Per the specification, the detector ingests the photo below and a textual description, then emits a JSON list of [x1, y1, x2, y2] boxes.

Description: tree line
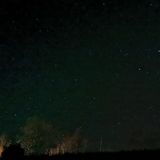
[[0, 116, 88, 156]]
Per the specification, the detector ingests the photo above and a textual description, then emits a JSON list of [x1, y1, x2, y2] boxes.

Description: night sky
[[1, 0, 160, 151]]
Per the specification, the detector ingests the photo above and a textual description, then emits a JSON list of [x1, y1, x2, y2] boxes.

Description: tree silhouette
[[49, 128, 88, 155], [18, 116, 60, 155], [1, 144, 24, 160]]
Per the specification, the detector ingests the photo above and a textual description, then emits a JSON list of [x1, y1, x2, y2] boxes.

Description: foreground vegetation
[[1, 145, 160, 160], [0, 116, 87, 156]]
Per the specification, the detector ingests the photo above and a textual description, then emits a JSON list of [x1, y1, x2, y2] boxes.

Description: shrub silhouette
[[0, 134, 11, 157], [1, 144, 24, 160]]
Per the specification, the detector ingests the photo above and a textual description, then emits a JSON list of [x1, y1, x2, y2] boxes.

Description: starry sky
[[1, 0, 160, 151]]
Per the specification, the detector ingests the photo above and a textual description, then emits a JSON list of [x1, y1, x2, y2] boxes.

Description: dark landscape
[[1, 144, 160, 160], [1, 0, 160, 159]]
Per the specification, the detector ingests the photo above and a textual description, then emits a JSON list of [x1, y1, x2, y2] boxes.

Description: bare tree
[[18, 116, 60, 155], [49, 129, 87, 155]]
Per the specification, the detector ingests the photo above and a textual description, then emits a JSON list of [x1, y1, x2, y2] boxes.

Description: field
[[1, 150, 160, 160]]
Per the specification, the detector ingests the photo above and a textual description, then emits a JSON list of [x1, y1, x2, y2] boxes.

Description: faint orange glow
[[0, 146, 4, 157]]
